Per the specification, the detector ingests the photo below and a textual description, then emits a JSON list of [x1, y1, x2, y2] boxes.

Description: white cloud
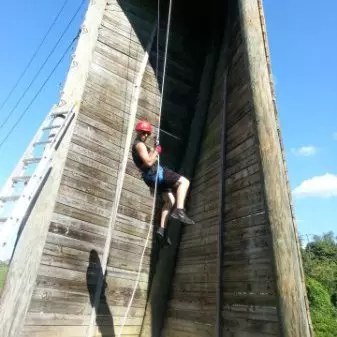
[[332, 132, 337, 140], [291, 146, 317, 156], [293, 173, 337, 198]]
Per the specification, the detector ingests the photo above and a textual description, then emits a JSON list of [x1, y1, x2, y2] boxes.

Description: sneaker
[[156, 227, 172, 246], [170, 208, 195, 225], [156, 227, 165, 240]]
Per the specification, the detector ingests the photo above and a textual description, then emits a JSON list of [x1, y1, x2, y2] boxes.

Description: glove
[[156, 145, 162, 154]]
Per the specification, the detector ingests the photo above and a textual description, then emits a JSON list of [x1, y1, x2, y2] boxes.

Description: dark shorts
[[143, 167, 181, 194]]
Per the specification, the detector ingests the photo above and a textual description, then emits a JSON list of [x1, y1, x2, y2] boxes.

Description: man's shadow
[[87, 250, 115, 337]]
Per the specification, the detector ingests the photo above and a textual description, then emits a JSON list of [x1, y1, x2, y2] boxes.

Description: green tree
[[303, 232, 337, 299], [306, 277, 337, 337]]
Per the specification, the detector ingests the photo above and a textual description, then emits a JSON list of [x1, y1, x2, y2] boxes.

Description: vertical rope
[[117, 0, 173, 336]]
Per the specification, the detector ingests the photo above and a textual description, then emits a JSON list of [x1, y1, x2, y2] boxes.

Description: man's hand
[[156, 145, 162, 154]]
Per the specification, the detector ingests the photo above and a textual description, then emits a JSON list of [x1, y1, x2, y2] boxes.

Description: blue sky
[[0, 0, 86, 179], [264, 0, 337, 240], [0, 0, 335, 247]]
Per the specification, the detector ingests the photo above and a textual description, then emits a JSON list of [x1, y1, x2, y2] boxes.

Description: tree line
[[301, 231, 337, 337]]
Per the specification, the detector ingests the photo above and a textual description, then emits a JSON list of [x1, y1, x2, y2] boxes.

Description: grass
[[0, 262, 9, 294]]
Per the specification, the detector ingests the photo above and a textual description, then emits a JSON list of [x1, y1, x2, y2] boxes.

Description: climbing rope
[[117, 0, 173, 335]]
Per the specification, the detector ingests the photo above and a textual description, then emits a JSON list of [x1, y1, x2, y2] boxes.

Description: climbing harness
[[142, 165, 164, 184]]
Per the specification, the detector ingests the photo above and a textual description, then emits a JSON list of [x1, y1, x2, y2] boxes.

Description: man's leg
[[160, 192, 175, 229], [156, 192, 175, 244], [175, 177, 190, 209], [170, 177, 195, 225]]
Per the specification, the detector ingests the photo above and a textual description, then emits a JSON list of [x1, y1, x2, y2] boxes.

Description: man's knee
[[178, 176, 190, 187], [163, 193, 175, 208]]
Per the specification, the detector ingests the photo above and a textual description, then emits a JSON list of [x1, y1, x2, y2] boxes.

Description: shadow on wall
[[87, 250, 115, 337]]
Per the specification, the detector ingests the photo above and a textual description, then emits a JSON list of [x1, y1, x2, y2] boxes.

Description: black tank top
[[132, 138, 157, 174]]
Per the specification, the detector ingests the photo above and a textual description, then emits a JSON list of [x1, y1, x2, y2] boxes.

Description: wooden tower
[[0, 0, 313, 336]]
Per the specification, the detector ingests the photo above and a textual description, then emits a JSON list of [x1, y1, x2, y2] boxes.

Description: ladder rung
[[23, 157, 41, 165], [34, 140, 52, 146], [42, 125, 61, 131], [0, 195, 20, 202], [0, 217, 8, 222], [51, 112, 67, 118], [12, 176, 31, 183]]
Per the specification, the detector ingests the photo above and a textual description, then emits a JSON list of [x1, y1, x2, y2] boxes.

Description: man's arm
[[135, 142, 159, 167]]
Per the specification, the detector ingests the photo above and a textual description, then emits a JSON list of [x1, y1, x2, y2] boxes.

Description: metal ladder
[[0, 104, 75, 261]]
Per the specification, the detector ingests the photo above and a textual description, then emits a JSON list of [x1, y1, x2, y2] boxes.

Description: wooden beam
[[237, 0, 312, 336]]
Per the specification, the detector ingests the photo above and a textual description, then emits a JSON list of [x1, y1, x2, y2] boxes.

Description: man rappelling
[[132, 120, 194, 243]]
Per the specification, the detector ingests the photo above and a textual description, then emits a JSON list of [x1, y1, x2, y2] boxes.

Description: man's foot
[[170, 208, 195, 225], [156, 227, 165, 240], [156, 227, 172, 246]]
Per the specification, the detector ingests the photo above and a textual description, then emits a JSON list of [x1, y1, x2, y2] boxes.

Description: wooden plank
[[54, 202, 109, 228], [51, 208, 108, 236], [21, 325, 141, 336], [70, 133, 124, 171], [42, 242, 97, 264], [102, 14, 149, 45], [103, 5, 154, 32], [65, 156, 117, 185], [58, 184, 113, 212], [48, 222, 105, 247], [223, 280, 275, 294], [115, 213, 151, 239], [105, 266, 148, 283], [109, 232, 152, 258], [223, 292, 277, 306], [162, 318, 214, 337], [78, 109, 125, 140], [166, 308, 215, 325], [222, 305, 278, 323], [46, 232, 105, 255], [108, 247, 150, 272], [223, 264, 274, 283], [67, 145, 118, 178], [97, 29, 145, 62], [224, 223, 268, 242], [61, 174, 114, 202], [106, 0, 155, 22], [225, 150, 259, 178], [85, 67, 188, 118], [238, 1, 311, 335]]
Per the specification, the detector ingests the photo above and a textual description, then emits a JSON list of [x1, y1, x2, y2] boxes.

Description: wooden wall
[[21, 1, 156, 336], [163, 2, 283, 337], [0, 0, 311, 336], [221, 13, 281, 336], [19, 0, 202, 336]]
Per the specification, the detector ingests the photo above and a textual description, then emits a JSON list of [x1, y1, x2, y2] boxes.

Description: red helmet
[[135, 120, 152, 134]]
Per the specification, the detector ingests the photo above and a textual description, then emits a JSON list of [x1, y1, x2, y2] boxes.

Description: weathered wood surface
[[237, 0, 312, 336], [19, 0, 158, 336], [162, 17, 228, 337], [17, 0, 200, 335], [1, 0, 311, 336], [163, 1, 286, 336]]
